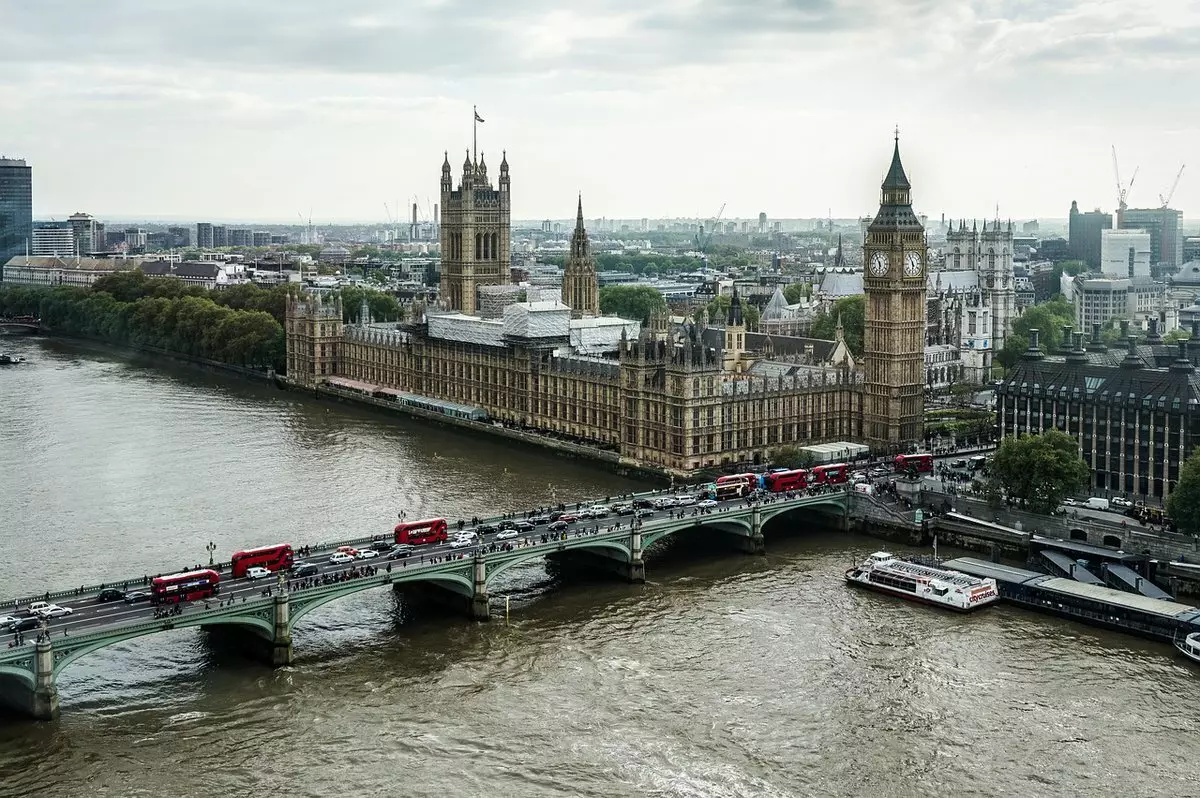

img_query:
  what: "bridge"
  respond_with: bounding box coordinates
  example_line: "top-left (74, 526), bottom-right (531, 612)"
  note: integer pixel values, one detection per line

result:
top-left (0, 488), bottom-right (850, 720)
top-left (0, 316), bottom-right (41, 333)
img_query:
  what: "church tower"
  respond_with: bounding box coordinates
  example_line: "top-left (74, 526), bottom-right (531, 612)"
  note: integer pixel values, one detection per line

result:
top-left (438, 149), bottom-right (511, 315)
top-left (978, 218), bottom-right (1016, 376)
top-left (862, 133), bottom-right (926, 450)
top-left (562, 194), bottom-right (599, 318)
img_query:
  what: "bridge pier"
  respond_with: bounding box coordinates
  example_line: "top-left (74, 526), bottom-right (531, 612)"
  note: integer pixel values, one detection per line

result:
top-left (269, 593), bottom-right (293, 666)
top-left (0, 639), bottom-right (60, 721)
top-left (471, 554), bottom-right (490, 621)
top-left (738, 505), bottom-right (766, 555)
top-left (628, 528), bottom-right (646, 584)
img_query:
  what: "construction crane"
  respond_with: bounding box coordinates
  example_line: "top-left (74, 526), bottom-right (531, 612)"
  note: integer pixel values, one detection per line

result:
top-left (1160, 164), bottom-right (1186, 209)
top-left (1112, 145), bottom-right (1138, 226)
top-left (695, 202), bottom-right (727, 266)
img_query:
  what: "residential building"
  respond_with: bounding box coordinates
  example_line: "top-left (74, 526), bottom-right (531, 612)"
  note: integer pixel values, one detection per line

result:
top-left (1121, 207), bottom-right (1184, 271)
top-left (1100, 229), bottom-right (1152, 278)
top-left (196, 223), bottom-right (214, 249)
top-left (68, 212), bottom-right (103, 255)
top-left (253, 231), bottom-right (272, 247)
top-left (167, 226), bottom-right (191, 248)
top-left (229, 228), bottom-right (253, 247)
top-left (212, 225), bottom-right (228, 248)
top-left (31, 223), bottom-right (75, 257)
top-left (0, 158), bottom-right (32, 271)
top-left (1068, 201), bottom-right (1112, 269)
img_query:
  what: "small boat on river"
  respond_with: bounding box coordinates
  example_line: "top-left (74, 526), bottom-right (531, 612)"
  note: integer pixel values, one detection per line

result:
top-left (0, 354), bottom-right (27, 365)
top-left (845, 551), bottom-right (999, 611)
top-left (1175, 631), bottom-right (1200, 665)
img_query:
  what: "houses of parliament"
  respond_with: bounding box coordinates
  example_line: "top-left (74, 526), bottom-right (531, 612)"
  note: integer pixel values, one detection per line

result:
top-left (286, 139), bottom-right (927, 474)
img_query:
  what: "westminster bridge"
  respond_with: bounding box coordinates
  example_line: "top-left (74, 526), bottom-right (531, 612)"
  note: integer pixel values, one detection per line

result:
top-left (0, 488), bottom-right (851, 721)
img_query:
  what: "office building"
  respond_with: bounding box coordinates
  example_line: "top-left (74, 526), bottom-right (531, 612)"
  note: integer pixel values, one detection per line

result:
top-left (1068, 201), bottom-right (1112, 269)
top-left (0, 158), bottom-right (33, 271)
top-left (196, 223), bottom-right (214, 249)
top-left (67, 212), bottom-right (104, 255)
top-left (253, 231), bottom-right (272, 247)
top-left (167, 226), bottom-right (191, 248)
top-left (31, 223), bottom-right (74, 257)
top-left (1122, 207), bottom-right (1184, 270)
top-left (212, 225), bottom-right (228, 248)
top-left (1100, 229), bottom-right (1152, 278)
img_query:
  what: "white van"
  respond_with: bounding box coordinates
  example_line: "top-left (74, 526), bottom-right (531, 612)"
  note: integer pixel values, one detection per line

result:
top-left (1084, 497), bottom-right (1110, 511)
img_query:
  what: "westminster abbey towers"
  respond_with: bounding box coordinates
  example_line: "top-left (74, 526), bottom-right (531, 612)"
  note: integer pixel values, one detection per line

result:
top-left (862, 134), bottom-right (926, 448)
top-left (439, 150), bottom-right (512, 315)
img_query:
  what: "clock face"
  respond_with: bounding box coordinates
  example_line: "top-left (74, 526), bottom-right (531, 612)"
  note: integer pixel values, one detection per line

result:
top-left (903, 252), bottom-right (923, 278)
top-left (869, 251), bottom-right (890, 277)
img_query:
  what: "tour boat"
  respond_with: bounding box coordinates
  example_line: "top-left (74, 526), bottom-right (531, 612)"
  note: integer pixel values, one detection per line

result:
top-left (1175, 631), bottom-right (1200, 665)
top-left (845, 551), bottom-right (999, 611)
top-left (0, 354), bottom-right (26, 365)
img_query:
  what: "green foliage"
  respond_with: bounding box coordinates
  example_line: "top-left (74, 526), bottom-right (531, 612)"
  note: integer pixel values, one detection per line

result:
top-left (1167, 453), bottom-right (1200, 535)
top-left (598, 285), bottom-right (667, 323)
top-left (1061, 260), bottom-right (1088, 276)
top-left (995, 295), bottom-right (1078, 370)
top-left (1163, 329), bottom-right (1191, 344)
top-left (544, 253), bottom-right (696, 277)
top-left (782, 283), bottom-right (812, 304)
top-left (771, 445), bottom-right (816, 470)
top-left (336, 285), bottom-right (404, 323)
top-left (0, 275), bottom-right (288, 372)
top-left (809, 295), bottom-right (864, 357)
top-left (705, 294), bottom-right (760, 329)
top-left (984, 430), bottom-right (1090, 514)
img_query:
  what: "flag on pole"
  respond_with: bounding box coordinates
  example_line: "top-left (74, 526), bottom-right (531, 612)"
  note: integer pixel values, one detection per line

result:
top-left (475, 110), bottom-right (485, 123)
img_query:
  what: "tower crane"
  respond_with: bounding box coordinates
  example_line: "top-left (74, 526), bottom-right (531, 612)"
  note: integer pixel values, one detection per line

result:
top-left (695, 202), bottom-right (727, 266)
top-left (1159, 164), bottom-right (1185, 209)
top-left (1112, 145), bottom-right (1138, 226)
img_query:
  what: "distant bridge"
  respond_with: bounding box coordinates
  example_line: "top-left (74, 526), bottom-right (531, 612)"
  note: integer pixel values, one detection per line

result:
top-left (0, 316), bottom-right (41, 333)
top-left (0, 489), bottom-right (850, 720)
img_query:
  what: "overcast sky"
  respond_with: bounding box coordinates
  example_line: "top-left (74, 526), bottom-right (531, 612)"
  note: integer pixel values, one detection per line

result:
top-left (3, 0), bottom-right (1197, 225)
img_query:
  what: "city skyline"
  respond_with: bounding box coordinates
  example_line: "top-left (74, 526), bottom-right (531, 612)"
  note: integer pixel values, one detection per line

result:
top-left (4, 0), bottom-right (1198, 223)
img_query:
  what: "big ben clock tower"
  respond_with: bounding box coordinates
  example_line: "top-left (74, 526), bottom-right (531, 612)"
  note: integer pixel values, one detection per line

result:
top-left (863, 131), bottom-right (926, 451)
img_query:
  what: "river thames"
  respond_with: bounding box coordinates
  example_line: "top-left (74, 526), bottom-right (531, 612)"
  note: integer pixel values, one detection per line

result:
top-left (0, 336), bottom-right (1197, 798)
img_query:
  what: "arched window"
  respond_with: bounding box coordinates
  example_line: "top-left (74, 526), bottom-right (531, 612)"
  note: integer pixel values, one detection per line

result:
top-left (475, 233), bottom-right (482, 260)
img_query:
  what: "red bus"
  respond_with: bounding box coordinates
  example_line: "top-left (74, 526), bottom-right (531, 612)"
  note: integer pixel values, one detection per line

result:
top-left (810, 463), bottom-right (849, 485)
top-left (394, 518), bottom-right (449, 545)
top-left (716, 482), bottom-right (752, 501)
top-left (764, 469), bottom-right (808, 492)
top-left (230, 544), bottom-right (295, 578)
top-left (893, 453), bottom-right (934, 474)
top-left (151, 569), bottom-right (221, 605)
top-left (716, 473), bottom-right (758, 488)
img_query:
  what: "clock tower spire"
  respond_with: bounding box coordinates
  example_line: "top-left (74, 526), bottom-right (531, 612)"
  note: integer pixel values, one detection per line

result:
top-left (862, 131), bottom-right (926, 451)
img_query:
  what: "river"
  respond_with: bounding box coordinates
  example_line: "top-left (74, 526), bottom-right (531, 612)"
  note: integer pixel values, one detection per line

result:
top-left (0, 336), bottom-right (1197, 798)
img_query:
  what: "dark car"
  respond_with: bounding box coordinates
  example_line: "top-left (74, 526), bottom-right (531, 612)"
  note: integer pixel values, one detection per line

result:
top-left (497, 520), bottom-right (518, 531)
top-left (513, 520), bottom-right (535, 533)
top-left (632, 499), bottom-right (654, 510)
top-left (477, 523), bottom-right (498, 535)
top-left (292, 563), bottom-right (319, 578)
top-left (7, 616), bottom-right (41, 633)
top-left (370, 540), bottom-right (392, 552)
top-left (530, 514), bottom-right (552, 525)
top-left (616, 506), bottom-right (636, 516)
top-left (388, 544), bottom-right (415, 560)
top-left (97, 588), bottom-right (125, 603)
top-left (123, 591), bottom-right (151, 604)
top-left (547, 520), bottom-right (568, 533)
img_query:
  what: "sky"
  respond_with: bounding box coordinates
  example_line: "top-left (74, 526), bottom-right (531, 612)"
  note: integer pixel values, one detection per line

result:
top-left (2, 0), bottom-right (1198, 225)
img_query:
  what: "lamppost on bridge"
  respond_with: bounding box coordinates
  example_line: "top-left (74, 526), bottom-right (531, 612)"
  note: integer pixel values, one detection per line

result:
top-left (206, 541), bottom-right (217, 567)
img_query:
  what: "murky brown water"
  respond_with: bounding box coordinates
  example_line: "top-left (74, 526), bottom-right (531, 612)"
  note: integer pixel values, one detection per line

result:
top-left (1, 336), bottom-right (1197, 798)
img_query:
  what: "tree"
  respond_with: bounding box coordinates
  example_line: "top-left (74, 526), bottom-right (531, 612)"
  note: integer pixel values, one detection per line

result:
top-left (1164, 329), bottom-right (1191, 345)
top-left (809, 294), bottom-right (865, 357)
top-left (996, 295), bottom-right (1079, 370)
top-left (771, 445), bottom-right (816, 470)
top-left (1168, 453), bottom-right (1200, 535)
top-left (984, 430), bottom-right (1090, 514)
top-left (782, 283), bottom-right (811, 304)
top-left (705, 294), bottom-right (760, 329)
top-left (598, 285), bottom-right (667, 323)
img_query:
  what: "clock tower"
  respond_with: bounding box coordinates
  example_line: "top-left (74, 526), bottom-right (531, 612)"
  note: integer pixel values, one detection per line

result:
top-left (863, 132), bottom-right (926, 451)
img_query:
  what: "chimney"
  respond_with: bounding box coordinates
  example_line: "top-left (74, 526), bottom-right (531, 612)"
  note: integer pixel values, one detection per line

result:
top-left (1146, 317), bottom-right (1162, 344)
top-left (412, 203), bottom-right (418, 226)
top-left (1066, 332), bottom-right (1089, 364)
top-left (1024, 328), bottom-right (1044, 360)
top-left (1088, 322), bottom-right (1107, 353)
top-left (1188, 319), bottom-right (1200, 365)
top-left (1171, 339), bottom-right (1195, 373)
top-left (1120, 319), bottom-right (1130, 346)
top-left (1121, 336), bottom-right (1143, 370)
top-left (1060, 324), bottom-right (1073, 354)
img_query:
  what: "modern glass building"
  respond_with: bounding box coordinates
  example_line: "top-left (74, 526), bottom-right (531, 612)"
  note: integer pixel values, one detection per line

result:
top-left (0, 157), bottom-right (33, 274)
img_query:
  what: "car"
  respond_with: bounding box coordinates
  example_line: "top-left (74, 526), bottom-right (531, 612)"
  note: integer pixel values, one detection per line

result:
top-left (477, 523), bottom-right (498, 535)
top-left (292, 563), bottom-right (319, 578)
top-left (869, 467), bottom-right (889, 478)
top-left (6, 616), bottom-right (40, 633)
top-left (27, 601), bottom-right (52, 616)
top-left (632, 499), bottom-right (655, 510)
top-left (589, 509), bottom-right (610, 519)
top-left (634, 508), bottom-right (654, 519)
top-left (1061, 497), bottom-right (1078, 506)
top-left (369, 540), bottom-right (393, 552)
top-left (697, 499), bottom-right (718, 509)
top-left (495, 529), bottom-right (519, 541)
top-left (530, 514), bottom-right (553, 525)
top-left (576, 509), bottom-right (595, 519)
top-left (950, 458), bottom-right (968, 469)
top-left (615, 506), bottom-right (636, 516)
top-left (547, 520), bottom-right (568, 532)
top-left (0, 615), bottom-right (19, 628)
top-left (513, 520), bottom-right (535, 532)
top-left (653, 497), bottom-right (677, 509)
top-left (1111, 497), bottom-right (1134, 510)
top-left (497, 520), bottom-right (518, 531)
top-left (245, 566), bottom-right (272, 580)
top-left (456, 529), bottom-right (479, 541)
top-left (96, 588), bottom-right (125, 602)
top-left (675, 495), bottom-right (696, 506)
top-left (39, 605), bottom-right (73, 618)
top-left (123, 591), bottom-right (151, 604)
top-left (449, 538), bottom-right (474, 549)
top-left (558, 514), bottom-right (578, 524)
top-left (355, 549), bottom-right (379, 560)
top-left (329, 552), bottom-right (354, 564)
top-left (388, 544), bottom-right (415, 558)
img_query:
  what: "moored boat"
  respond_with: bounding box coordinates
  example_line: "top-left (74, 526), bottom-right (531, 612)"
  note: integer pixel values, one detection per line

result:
top-left (1175, 631), bottom-right (1200, 665)
top-left (0, 354), bottom-right (26, 365)
top-left (845, 551), bottom-right (999, 611)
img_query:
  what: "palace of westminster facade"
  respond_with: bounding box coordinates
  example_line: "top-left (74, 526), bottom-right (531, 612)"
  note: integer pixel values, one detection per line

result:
top-left (286, 141), bottom-right (928, 473)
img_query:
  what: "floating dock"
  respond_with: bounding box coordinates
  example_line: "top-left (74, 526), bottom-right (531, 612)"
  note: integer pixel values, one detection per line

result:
top-left (942, 557), bottom-right (1200, 642)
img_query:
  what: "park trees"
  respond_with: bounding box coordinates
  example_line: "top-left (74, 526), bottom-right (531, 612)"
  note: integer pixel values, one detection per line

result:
top-left (1167, 453), bottom-right (1200, 536)
top-left (598, 285), bottom-right (667, 323)
top-left (983, 430), bottom-right (1090, 514)
top-left (809, 295), bottom-right (864, 357)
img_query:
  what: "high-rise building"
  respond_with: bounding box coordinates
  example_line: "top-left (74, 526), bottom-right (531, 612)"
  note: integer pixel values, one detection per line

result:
top-left (1068, 200), bottom-right (1111, 269)
top-left (862, 134), bottom-right (926, 449)
top-left (1100, 229), bottom-right (1152, 278)
top-left (123, 228), bottom-right (148, 250)
top-left (167, 226), bottom-right (191, 248)
top-left (212, 225), bottom-right (228, 248)
top-left (562, 195), bottom-right (599, 318)
top-left (228, 228), bottom-right (253, 247)
top-left (0, 158), bottom-right (33, 270)
top-left (438, 149), bottom-right (510, 315)
top-left (758, 212), bottom-right (767, 233)
top-left (196, 223), bottom-right (214, 249)
top-left (67, 212), bottom-right (103, 255)
top-left (31, 223), bottom-right (74, 256)
top-left (253, 231), bottom-right (272, 247)
top-left (1121, 207), bottom-right (1183, 270)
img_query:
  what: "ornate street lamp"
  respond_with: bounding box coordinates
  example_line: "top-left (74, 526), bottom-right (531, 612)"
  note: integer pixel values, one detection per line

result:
top-left (206, 541), bottom-right (217, 567)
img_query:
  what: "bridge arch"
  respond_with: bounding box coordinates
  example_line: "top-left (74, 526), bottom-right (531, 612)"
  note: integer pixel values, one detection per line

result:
top-left (486, 540), bottom-right (633, 586)
top-left (641, 518), bottom-right (752, 551)
top-left (288, 570), bottom-right (476, 626)
top-left (0, 664), bottom-right (34, 690)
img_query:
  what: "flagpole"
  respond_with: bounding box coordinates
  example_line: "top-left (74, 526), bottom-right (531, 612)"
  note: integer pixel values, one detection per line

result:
top-left (473, 105), bottom-right (477, 166)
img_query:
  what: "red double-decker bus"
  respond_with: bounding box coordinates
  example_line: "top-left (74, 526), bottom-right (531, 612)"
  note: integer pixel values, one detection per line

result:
top-left (230, 544), bottom-right (295, 578)
top-left (764, 469), bottom-right (808, 492)
top-left (810, 463), bottom-right (849, 485)
top-left (716, 473), bottom-right (758, 488)
top-left (394, 518), bottom-right (449, 545)
top-left (151, 569), bottom-right (221, 605)
top-left (715, 482), bottom-right (753, 501)
top-left (893, 453), bottom-right (934, 474)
